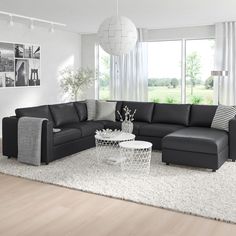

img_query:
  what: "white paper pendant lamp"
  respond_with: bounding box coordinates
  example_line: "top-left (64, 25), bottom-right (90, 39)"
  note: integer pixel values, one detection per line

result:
top-left (97, 1), bottom-right (138, 56)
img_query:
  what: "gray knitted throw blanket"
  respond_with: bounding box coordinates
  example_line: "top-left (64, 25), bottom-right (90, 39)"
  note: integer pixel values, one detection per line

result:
top-left (18, 117), bottom-right (47, 166)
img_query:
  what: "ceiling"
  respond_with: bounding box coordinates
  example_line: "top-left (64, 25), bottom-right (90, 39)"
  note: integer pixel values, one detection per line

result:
top-left (0, 0), bottom-right (236, 33)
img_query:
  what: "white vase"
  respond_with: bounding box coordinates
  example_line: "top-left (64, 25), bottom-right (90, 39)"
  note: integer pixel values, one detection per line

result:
top-left (121, 121), bottom-right (133, 133)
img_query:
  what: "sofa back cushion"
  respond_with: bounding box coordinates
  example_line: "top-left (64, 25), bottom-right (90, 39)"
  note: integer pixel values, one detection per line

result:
top-left (49, 102), bottom-right (79, 127)
top-left (107, 100), bottom-right (123, 121)
top-left (152, 104), bottom-right (191, 126)
top-left (190, 105), bottom-right (217, 127)
top-left (95, 101), bottom-right (117, 121)
top-left (15, 105), bottom-right (53, 121)
top-left (74, 102), bottom-right (87, 121)
top-left (121, 101), bottom-right (154, 123)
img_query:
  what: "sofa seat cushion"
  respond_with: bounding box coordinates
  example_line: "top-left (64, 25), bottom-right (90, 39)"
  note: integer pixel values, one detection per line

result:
top-left (62, 121), bottom-right (104, 137)
top-left (15, 105), bottom-right (53, 121)
top-left (99, 121), bottom-right (147, 135)
top-left (162, 127), bottom-right (228, 154)
top-left (54, 128), bottom-right (82, 146)
top-left (50, 103), bottom-right (80, 127)
top-left (139, 123), bottom-right (185, 138)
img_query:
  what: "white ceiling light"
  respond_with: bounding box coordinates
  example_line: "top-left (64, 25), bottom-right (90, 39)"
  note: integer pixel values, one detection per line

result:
top-left (50, 23), bottom-right (55, 33)
top-left (97, 0), bottom-right (138, 56)
top-left (30, 19), bottom-right (34, 30)
top-left (9, 15), bottom-right (14, 27)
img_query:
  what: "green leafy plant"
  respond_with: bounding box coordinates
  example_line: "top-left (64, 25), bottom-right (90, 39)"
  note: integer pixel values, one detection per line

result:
top-left (165, 97), bottom-right (176, 104)
top-left (186, 52), bottom-right (201, 95)
top-left (60, 67), bottom-right (95, 101)
top-left (191, 95), bottom-right (203, 104)
top-left (170, 78), bottom-right (179, 88)
top-left (153, 98), bottom-right (160, 103)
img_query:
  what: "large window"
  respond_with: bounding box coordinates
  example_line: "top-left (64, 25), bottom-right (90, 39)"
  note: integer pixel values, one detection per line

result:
top-left (98, 46), bottom-right (110, 100)
top-left (97, 39), bottom-right (215, 104)
top-left (186, 40), bottom-right (215, 104)
top-left (148, 39), bottom-right (215, 104)
top-left (148, 41), bottom-right (182, 103)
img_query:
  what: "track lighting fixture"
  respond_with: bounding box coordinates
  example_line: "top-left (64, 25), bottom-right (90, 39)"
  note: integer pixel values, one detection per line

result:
top-left (9, 15), bottom-right (14, 26)
top-left (30, 19), bottom-right (34, 30)
top-left (50, 23), bottom-right (55, 33)
top-left (0, 10), bottom-right (66, 31)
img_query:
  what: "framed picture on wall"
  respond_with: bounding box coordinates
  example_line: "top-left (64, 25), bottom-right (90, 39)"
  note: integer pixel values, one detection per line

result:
top-left (0, 41), bottom-right (41, 88)
top-left (0, 42), bottom-right (14, 72)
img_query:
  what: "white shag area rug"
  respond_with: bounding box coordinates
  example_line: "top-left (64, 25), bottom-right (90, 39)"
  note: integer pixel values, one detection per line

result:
top-left (0, 149), bottom-right (235, 224)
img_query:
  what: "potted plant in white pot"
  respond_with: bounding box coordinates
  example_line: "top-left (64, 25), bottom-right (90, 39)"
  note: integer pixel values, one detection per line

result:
top-left (60, 66), bottom-right (95, 101)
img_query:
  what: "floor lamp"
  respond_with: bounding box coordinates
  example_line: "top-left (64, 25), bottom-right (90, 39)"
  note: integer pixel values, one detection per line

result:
top-left (211, 70), bottom-right (228, 104)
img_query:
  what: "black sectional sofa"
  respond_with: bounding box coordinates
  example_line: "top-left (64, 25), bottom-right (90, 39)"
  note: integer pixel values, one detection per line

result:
top-left (2, 101), bottom-right (236, 171)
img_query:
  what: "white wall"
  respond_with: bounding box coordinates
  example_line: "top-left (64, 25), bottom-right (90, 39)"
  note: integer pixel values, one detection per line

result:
top-left (81, 34), bottom-right (97, 99)
top-left (0, 21), bottom-right (81, 136)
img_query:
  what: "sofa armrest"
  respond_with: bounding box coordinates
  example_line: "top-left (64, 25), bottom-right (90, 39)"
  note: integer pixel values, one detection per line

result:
top-left (2, 117), bottom-right (54, 164)
top-left (41, 120), bottom-right (53, 164)
top-left (2, 116), bottom-right (18, 158)
top-left (229, 118), bottom-right (236, 161)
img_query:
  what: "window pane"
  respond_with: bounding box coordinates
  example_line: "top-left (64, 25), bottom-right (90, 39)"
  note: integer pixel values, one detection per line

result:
top-left (98, 46), bottom-right (110, 100)
top-left (148, 41), bottom-right (182, 103)
top-left (185, 39), bottom-right (215, 105)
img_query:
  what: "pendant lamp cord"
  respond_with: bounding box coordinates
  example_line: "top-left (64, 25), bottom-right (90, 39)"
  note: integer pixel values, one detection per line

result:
top-left (116, 0), bottom-right (119, 16)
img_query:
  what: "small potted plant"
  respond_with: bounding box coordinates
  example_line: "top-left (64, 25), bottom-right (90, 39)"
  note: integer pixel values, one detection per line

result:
top-left (117, 106), bottom-right (136, 133)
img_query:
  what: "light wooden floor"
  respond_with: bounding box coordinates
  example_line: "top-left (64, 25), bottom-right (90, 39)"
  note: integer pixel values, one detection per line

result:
top-left (0, 144), bottom-right (235, 235)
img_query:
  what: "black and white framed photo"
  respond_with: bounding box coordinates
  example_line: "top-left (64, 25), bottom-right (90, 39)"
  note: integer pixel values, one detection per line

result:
top-left (0, 42), bottom-right (14, 72)
top-left (29, 59), bottom-right (40, 86)
top-left (0, 41), bottom-right (41, 88)
top-left (0, 72), bottom-right (15, 87)
top-left (24, 45), bottom-right (33, 58)
top-left (32, 46), bottom-right (40, 59)
top-left (15, 59), bottom-right (29, 86)
top-left (15, 44), bottom-right (24, 58)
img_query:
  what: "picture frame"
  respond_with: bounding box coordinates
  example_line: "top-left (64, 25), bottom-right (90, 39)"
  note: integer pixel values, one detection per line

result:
top-left (0, 41), bottom-right (41, 88)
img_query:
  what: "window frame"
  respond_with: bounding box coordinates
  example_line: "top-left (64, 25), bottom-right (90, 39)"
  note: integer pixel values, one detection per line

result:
top-left (147, 37), bottom-right (215, 104)
top-left (96, 37), bottom-right (216, 104)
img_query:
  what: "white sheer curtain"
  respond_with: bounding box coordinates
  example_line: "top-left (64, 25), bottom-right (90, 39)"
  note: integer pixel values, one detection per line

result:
top-left (110, 29), bottom-right (148, 101)
top-left (215, 22), bottom-right (236, 105)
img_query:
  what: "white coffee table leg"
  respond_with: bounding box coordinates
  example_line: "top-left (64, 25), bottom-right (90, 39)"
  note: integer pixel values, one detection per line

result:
top-left (120, 146), bottom-right (152, 174)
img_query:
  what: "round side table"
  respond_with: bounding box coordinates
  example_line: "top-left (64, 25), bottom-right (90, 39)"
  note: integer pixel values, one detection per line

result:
top-left (119, 141), bottom-right (152, 174)
top-left (95, 132), bottom-right (135, 164)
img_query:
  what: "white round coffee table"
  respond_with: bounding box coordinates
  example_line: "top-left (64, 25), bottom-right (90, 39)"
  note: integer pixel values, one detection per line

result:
top-left (119, 141), bottom-right (152, 174)
top-left (95, 132), bottom-right (135, 164)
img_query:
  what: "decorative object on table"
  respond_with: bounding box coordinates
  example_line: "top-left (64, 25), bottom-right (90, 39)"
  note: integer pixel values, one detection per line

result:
top-left (95, 129), bottom-right (121, 139)
top-left (211, 70), bottom-right (228, 104)
top-left (117, 105), bottom-right (136, 133)
top-left (211, 105), bottom-right (236, 132)
top-left (60, 67), bottom-right (95, 101)
top-left (0, 42), bottom-right (40, 88)
top-left (97, 0), bottom-right (137, 56)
